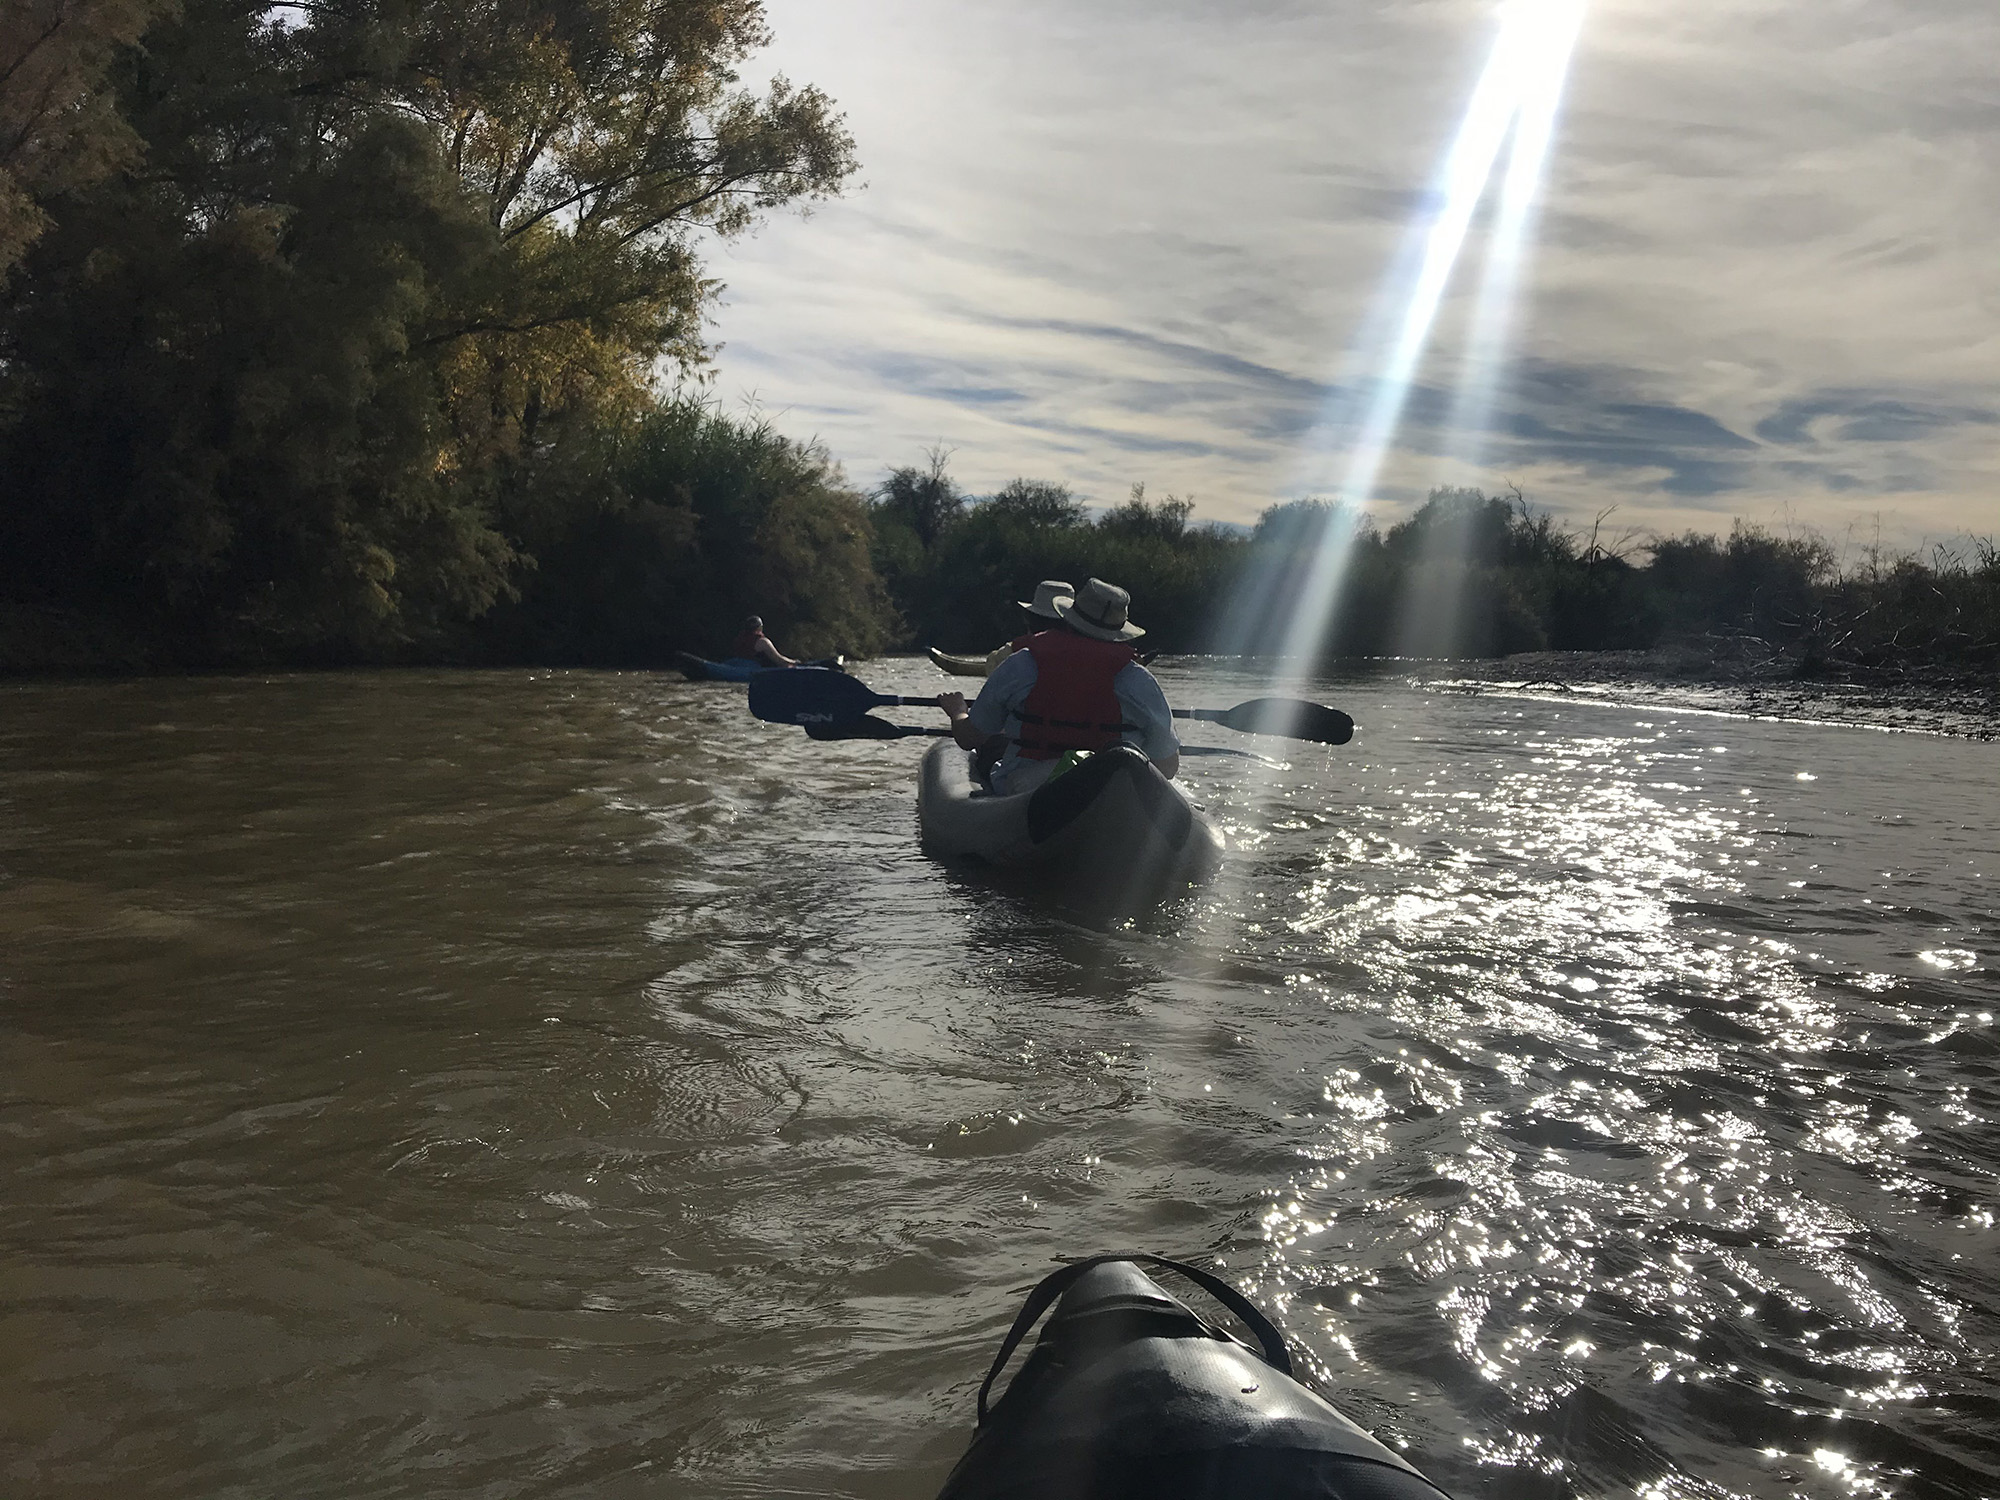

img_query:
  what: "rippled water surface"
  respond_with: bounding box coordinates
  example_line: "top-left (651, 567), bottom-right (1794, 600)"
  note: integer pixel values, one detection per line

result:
top-left (3, 664), bottom-right (1995, 1500)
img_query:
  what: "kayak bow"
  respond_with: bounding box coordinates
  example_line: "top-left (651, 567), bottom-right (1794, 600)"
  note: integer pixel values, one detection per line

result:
top-left (927, 644), bottom-right (1161, 678)
top-left (937, 1255), bottom-right (1450, 1500)
top-left (928, 645), bottom-right (1015, 678)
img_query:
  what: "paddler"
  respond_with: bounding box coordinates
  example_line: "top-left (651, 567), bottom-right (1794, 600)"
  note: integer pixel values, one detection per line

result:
top-left (970, 579), bottom-right (1073, 675)
top-left (728, 615), bottom-right (798, 670)
top-left (937, 577), bottom-right (1179, 793)
top-left (1008, 579), bottom-right (1073, 651)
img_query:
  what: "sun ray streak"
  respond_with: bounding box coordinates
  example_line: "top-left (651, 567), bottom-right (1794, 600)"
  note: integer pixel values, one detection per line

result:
top-left (1258, 0), bottom-right (1587, 671)
top-left (1394, 0), bottom-right (1585, 657)
top-left (1445, 0), bottom-right (1584, 474)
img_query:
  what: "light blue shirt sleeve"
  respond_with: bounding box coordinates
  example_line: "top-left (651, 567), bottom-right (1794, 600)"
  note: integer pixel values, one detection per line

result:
top-left (968, 650), bottom-right (1037, 736)
top-left (1114, 663), bottom-right (1179, 761)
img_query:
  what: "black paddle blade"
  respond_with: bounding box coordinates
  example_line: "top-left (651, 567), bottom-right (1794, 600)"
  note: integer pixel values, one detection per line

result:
top-left (802, 715), bottom-right (946, 741)
top-left (748, 668), bottom-right (939, 725)
top-left (1194, 697), bottom-right (1354, 744)
top-left (748, 666), bottom-right (887, 725)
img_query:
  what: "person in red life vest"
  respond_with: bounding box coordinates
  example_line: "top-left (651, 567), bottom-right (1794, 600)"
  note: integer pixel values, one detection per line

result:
top-left (726, 615), bottom-right (798, 670)
top-left (937, 577), bottom-right (1178, 794)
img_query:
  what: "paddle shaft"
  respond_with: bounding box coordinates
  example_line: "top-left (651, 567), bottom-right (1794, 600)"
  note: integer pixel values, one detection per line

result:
top-left (805, 717), bottom-right (950, 741)
top-left (750, 668), bottom-right (1351, 746)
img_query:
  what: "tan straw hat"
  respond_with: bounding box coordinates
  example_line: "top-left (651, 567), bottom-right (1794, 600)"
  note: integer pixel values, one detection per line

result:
top-left (1056, 577), bottom-right (1145, 642)
top-left (1017, 580), bottom-right (1074, 621)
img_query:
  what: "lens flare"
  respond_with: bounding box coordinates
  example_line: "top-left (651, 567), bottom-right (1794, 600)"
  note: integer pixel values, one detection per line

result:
top-left (1444, 0), bottom-right (1585, 473)
top-left (1247, 0), bottom-right (1586, 670)
top-left (1395, 0), bottom-right (1584, 657)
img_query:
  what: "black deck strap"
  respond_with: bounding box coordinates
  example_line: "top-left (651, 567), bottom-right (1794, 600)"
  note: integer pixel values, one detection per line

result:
top-left (975, 1254), bottom-right (1293, 1425)
top-left (1023, 748), bottom-right (1124, 843)
top-left (1014, 711), bottom-right (1139, 732)
top-left (1008, 716), bottom-right (1136, 740)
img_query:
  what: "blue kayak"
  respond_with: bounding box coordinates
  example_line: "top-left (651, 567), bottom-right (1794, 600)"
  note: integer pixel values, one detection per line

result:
top-left (936, 1255), bottom-right (1449, 1500)
top-left (673, 652), bottom-right (846, 683)
top-left (674, 652), bottom-right (765, 682)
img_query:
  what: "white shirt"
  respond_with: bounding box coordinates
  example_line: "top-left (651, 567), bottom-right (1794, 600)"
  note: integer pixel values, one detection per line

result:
top-left (968, 648), bottom-right (1179, 793)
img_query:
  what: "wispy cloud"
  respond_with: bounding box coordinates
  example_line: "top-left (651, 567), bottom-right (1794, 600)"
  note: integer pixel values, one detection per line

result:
top-left (1755, 392), bottom-right (1999, 447)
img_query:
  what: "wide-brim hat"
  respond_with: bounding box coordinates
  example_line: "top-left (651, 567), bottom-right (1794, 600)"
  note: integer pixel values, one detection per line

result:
top-left (1056, 577), bottom-right (1145, 641)
top-left (1017, 579), bottom-right (1074, 621)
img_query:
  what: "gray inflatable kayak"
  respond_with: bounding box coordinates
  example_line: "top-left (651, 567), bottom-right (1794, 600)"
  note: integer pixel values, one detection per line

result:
top-left (937, 1255), bottom-right (1450, 1500)
top-left (916, 741), bottom-right (1223, 896)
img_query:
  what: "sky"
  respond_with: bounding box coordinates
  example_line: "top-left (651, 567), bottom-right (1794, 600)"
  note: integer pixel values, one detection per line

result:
top-left (700, 0), bottom-right (1999, 549)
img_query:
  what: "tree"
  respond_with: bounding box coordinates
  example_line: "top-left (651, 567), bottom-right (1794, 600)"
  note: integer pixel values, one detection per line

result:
top-left (1097, 482), bottom-right (1193, 542)
top-left (480, 397), bottom-right (892, 663)
top-left (0, 0), bottom-right (165, 279)
top-left (0, 0), bottom-right (857, 664)
top-left (872, 447), bottom-right (964, 548)
top-left (983, 478), bottom-right (1085, 528)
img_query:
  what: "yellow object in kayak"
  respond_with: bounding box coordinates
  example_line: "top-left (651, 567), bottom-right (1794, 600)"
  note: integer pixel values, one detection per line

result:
top-left (927, 645), bottom-right (1016, 678)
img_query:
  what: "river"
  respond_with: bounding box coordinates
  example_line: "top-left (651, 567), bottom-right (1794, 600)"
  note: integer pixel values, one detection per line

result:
top-left (3, 662), bottom-right (1995, 1499)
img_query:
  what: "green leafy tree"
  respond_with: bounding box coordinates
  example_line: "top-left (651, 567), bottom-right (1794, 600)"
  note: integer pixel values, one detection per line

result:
top-left (984, 477), bottom-right (1085, 528)
top-left (0, 0), bottom-right (856, 665)
top-left (1097, 482), bottom-right (1193, 543)
top-left (0, 0), bottom-right (167, 279)
top-left (872, 448), bottom-right (965, 548)
top-left (479, 397), bottom-right (891, 663)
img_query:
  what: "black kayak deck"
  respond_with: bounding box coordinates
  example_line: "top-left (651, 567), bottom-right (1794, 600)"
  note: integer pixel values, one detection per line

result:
top-left (1024, 744), bottom-right (1195, 850)
top-left (938, 1257), bottom-right (1450, 1500)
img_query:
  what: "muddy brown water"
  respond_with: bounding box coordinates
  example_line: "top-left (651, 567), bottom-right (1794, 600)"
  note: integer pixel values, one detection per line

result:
top-left (3, 662), bottom-right (1995, 1499)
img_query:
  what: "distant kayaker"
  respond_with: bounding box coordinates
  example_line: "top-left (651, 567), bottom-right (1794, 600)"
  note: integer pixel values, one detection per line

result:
top-left (938, 577), bottom-right (1179, 793)
top-left (729, 615), bottom-right (798, 670)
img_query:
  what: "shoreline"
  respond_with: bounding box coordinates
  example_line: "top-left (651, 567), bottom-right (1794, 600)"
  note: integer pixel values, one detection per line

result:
top-left (1387, 644), bottom-right (1998, 741)
top-left (5, 644), bottom-right (1993, 740)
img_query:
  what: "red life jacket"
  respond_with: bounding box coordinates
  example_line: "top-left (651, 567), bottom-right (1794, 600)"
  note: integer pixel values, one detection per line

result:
top-left (1012, 631), bottom-right (1135, 760)
top-left (729, 628), bottom-right (768, 659)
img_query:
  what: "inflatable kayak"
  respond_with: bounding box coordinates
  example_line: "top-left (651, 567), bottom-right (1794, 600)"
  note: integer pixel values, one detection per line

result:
top-left (937, 1255), bottom-right (1450, 1500)
top-left (927, 645), bottom-right (1159, 677)
top-left (929, 645), bottom-right (1014, 678)
top-left (917, 741), bottom-right (1222, 897)
top-left (674, 652), bottom-right (845, 682)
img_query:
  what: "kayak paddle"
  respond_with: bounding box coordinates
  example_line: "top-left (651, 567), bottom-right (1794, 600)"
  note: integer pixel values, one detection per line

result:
top-left (803, 715), bottom-right (949, 741)
top-left (751, 667), bottom-right (1353, 746)
top-left (1174, 698), bottom-right (1354, 746)
top-left (809, 717), bottom-right (1268, 759)
top-left (749, 668), bottom-right (940, 726)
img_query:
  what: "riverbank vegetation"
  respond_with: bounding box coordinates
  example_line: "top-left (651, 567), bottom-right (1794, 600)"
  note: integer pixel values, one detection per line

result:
top-left (877, 479), bottom-right (1999, 682)
top-left (3, 3), bottom-right (1992, 681)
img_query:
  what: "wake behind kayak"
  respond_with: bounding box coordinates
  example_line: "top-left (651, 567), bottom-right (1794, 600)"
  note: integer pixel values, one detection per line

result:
top-left (937, 1255), bottom-right (1449, 1500)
